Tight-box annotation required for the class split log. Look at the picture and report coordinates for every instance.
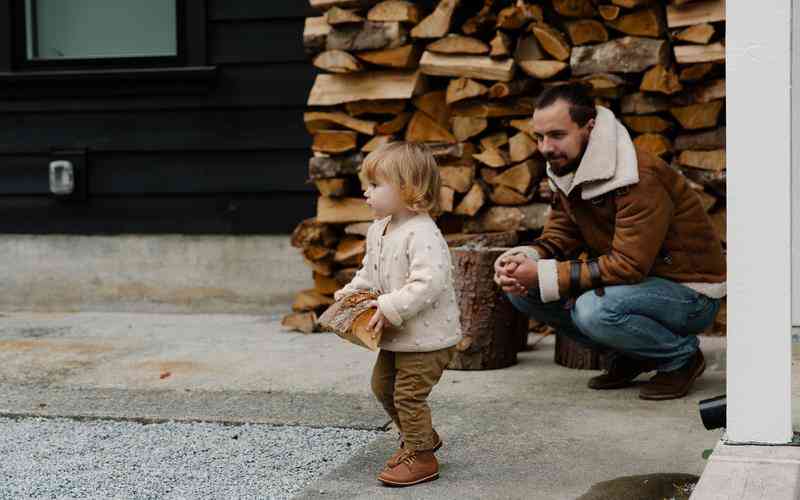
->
[553,0,596,18]
[405,111,457,143]
[305,112,377,135]
[463,203,550,232]
[678,149,725,171]
[304,244,332,262]
[531,23,572,62]
[606,8,663,38]
[674,42,725,64]
[307,70,426,106]
[334,237,367,265]
[633,133,672,157]
[515,33,544,63]
[598,5,621,21]
[566,20,609,46]
[362,135,395,152]
[355,44,422,68]
[315,273,342,295]
[317,196,375,223]
[621,92,670,114]
[488,79,535,99]
[554,333,608,370]
[679,166,725,196]
[509,118,537,137]
[490,185,535,205]
[440,166,475,193]
[674,127,725,151]
[622,115,674,134]
[282,312,318,334]
[411,0,460,38]
[688,78,725,103]
[509,132,538,162]
[480,132,508,151]
[446,78,489,105]
[376,111,414,135]
[640,64,683,95]
[439,186,456,212]
[679,62,715,81]
[462,2,497,36]
[486,159,540,193]
[674,23,715,44]
[670,100,723,129]
[412,90,450,126]
[496,2,543,29]
[451,97,536,118]
[304,17,333,54]
[474,147,510,168]
[453,183,486,216]
[420,51,516,82]
[315,178,352,197]
[326,7,364,25]
[291,218,338,249]
[327,21,407,51]
[452,116,488,141]
[367,0,422,24]
[344,222,371,237]
[610,0,650,7]
[345,99,405,116]
[305,258,335,277]
[666,0,725,28]
[570,36,669,75]
[427,34,490,55]
[490,31,513,59]
[447,247,529,370]
[292,289,335,313]
[309,153,364,180]
[520,60,568,79]
[334,267,359,285]
[312,130,358,154]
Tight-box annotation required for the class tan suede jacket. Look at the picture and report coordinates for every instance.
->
[499,106,726,303]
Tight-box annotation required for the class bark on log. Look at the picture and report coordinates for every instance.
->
[554,333,609,370]
[448,247,529,370]
[570,36,669,76]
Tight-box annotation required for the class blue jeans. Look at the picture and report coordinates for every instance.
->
[508,277,721,372]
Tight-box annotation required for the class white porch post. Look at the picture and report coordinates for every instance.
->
[727,0,794,443]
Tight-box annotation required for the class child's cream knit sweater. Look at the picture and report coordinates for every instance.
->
[334,213,463,352]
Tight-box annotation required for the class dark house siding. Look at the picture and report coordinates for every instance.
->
[0,0,317,234]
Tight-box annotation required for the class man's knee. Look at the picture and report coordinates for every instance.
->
[572,293,624,344]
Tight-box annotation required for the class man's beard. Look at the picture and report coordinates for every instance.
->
[545,133,590,177]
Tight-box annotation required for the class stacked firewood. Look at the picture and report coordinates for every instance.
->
[283,0,726,335]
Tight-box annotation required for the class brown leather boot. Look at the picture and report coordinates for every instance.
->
[378,449,439,487]
[384,431,442,470]
[588,356,655,390]
[639,350,706,401]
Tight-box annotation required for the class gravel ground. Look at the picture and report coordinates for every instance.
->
[0,416,381,500]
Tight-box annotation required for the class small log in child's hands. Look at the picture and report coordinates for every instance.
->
[366,300,385,337]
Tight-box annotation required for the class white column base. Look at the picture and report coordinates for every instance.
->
[691,439,800,499]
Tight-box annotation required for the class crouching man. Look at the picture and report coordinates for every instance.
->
[496,83,726,400]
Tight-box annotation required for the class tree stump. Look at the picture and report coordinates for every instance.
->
[448,246,528,370]
[554,332,609,370]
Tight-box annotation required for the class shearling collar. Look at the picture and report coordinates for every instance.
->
[546,106,639,200]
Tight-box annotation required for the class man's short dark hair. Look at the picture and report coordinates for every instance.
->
[535,83,597,127]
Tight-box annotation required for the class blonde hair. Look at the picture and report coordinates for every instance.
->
[361,141,441,213]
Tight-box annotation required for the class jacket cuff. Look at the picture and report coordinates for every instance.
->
[537,259,561,303]
[378,294,404,327]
